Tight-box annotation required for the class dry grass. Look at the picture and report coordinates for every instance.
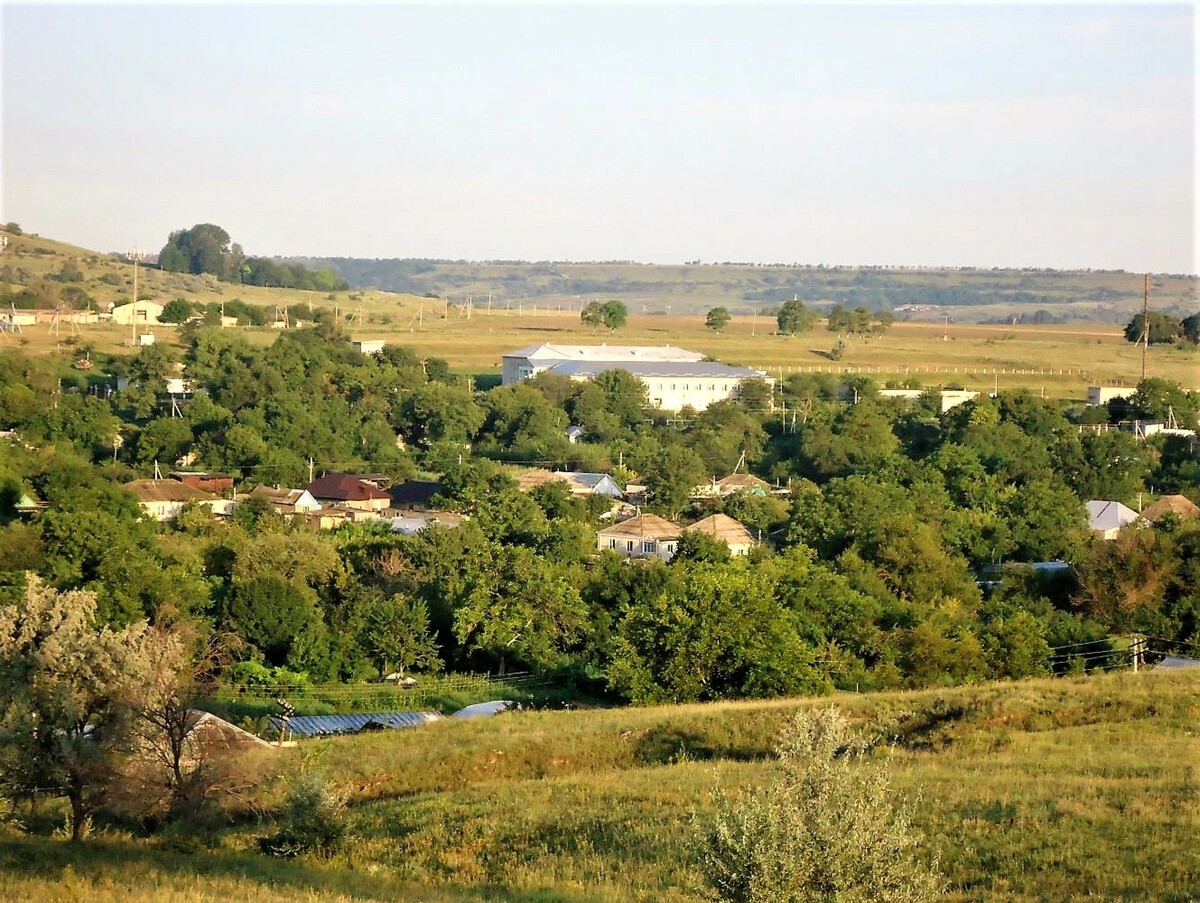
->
[3,670,1194,901]
[5,230,1196,396]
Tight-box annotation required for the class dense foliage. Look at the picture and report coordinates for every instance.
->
[1,327,1198,707]
[159,224,347,292]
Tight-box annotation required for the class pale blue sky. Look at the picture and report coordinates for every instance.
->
[2,4,1195,272]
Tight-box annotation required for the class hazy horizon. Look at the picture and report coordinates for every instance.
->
[3,4,1195,274]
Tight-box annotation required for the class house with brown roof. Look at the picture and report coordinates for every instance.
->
[596,513,682,561]
[124,479,232,522]
[306,474,392,512]
[1139,494,1200,525]
[684,513,758,556]
[170,471,235,494]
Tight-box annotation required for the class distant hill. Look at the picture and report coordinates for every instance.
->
[292,256,1199,324]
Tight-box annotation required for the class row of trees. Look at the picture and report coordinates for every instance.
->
[1124,311,1200,346]
[159,224,347,291]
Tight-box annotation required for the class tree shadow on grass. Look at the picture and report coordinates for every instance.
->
[0,835,594,903]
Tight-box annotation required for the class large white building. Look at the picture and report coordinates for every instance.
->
[502,343,705,385]
[502,343,769,412]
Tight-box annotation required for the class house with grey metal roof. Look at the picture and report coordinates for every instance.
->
[1085,499,1139,540]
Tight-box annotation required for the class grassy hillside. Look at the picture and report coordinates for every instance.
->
[297,256,1199,324]
[3,669,1198,901]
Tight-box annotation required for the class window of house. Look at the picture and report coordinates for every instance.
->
[642,541,656,554]
[627,540,635,552]
[609,538,617,549]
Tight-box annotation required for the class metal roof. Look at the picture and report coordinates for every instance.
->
[547,360,766,379]
[271,711,441,738]
[451,700,516,719]
[504,343,705,363]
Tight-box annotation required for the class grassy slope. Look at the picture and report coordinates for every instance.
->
[4,231,1197,396]
[3,670,1198,901]
[297,257,1200,322]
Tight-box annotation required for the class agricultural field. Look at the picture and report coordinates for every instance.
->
[4,229,1197,398]
[2,669,1197,902]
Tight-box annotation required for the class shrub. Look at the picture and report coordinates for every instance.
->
[258,775,348,858]
[697,707,941,903]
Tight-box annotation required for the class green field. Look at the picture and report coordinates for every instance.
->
[3,669,1198,902]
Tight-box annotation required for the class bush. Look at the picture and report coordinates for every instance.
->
[258,775,348,858]
[697,707,941,903]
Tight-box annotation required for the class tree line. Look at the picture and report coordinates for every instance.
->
[159,224,348,292]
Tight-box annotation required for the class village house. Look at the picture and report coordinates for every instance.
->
[306,474,392,512]
[170,471,235,494]
[516,470,625,498]
[1085,499,1139,540]
[684,513,758,556]
[387,480,446,511]
[233,485,322,517]
[1138,494,1200,526]
[692,472,772,498]
[123,479,232,521]
[596,513,681,561]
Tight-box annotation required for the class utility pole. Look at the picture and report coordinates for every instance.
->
[127,248,144,346]
[308,456,315,484]
[1141,274,1150,380]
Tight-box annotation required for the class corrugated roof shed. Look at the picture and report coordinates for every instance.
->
[272,711,441,738]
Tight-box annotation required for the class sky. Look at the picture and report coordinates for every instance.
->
[1,3,1195,273]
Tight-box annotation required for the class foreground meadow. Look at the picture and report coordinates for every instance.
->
[4,670,1197,902]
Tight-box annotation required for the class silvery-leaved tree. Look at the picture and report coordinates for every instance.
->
[699,706,942,903]
[0,576,152,839]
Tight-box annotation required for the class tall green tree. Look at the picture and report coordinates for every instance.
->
[776,299,814,335]
[706,307,731,332]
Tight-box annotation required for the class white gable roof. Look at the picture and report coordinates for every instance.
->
[1085,500,1139,532]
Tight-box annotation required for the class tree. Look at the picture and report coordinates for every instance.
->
[119,628,242,819]
[698,707,941,903]
[777,299,814,335]
[159,297,194,324]
[1181,313,1200,344]
[600,299,628,331]
[362,593,442,679]
[0,577,151,840]
[581,301,605,331]
[706,307,731,332]
[609,562,821,703]
[1123,312,1181,345]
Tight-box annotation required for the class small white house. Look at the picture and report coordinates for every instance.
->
[353,339,386,355]
[1085,499,1139,540]
[112,300,164,326]
[1088,386,1132,407]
